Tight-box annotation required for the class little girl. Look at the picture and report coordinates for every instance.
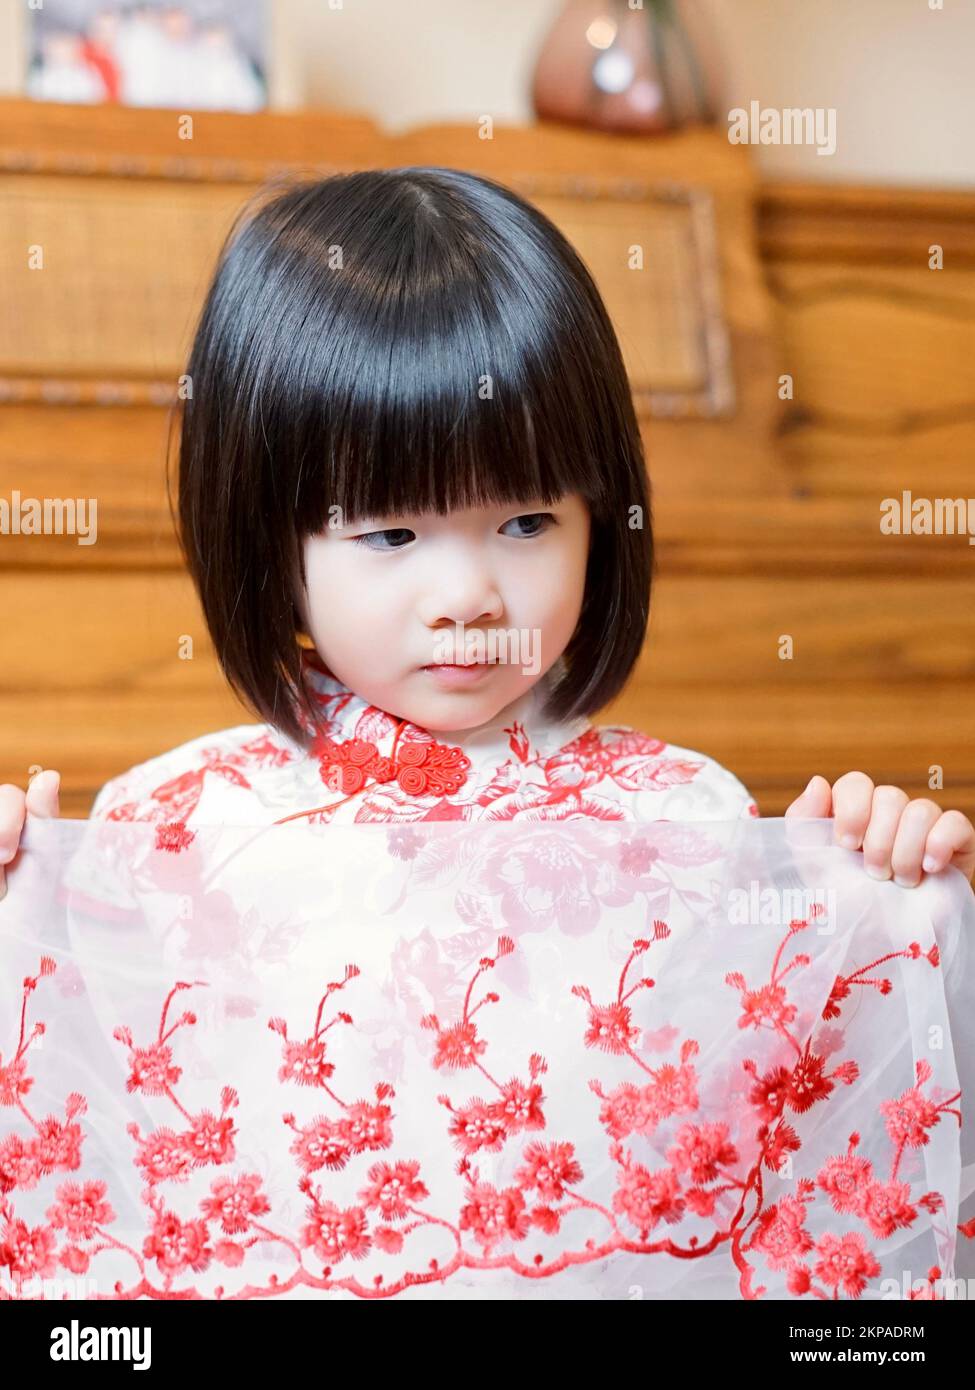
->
[1,167,973,891]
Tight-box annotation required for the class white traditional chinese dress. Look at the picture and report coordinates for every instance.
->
[90,648,759,829]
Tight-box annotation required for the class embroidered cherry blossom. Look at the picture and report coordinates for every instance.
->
[46,1180,116,1239]
[812,1230,881,1298]
[154,821,196,854]
[199,1174,271,1234]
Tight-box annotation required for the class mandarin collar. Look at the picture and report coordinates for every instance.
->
[294,649,590,766]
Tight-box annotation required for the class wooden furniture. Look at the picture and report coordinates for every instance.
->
[1,97,972,818]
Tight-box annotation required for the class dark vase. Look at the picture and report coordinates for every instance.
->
[531,0,723,136]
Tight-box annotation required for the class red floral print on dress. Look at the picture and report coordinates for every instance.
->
[103,735,295,826]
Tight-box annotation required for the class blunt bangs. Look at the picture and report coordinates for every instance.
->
[176,166,653,747]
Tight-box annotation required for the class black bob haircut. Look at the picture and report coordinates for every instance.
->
[174,165,653,747]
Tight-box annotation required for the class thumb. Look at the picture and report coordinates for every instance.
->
[785,774,833,819]
[25,768,60,818]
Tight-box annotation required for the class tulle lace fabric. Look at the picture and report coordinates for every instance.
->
[2,815,973,1301]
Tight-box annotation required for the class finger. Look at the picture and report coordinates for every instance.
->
[920,809,975,884]
[25,768,60,819]
[861,785,910,879]
[784,774,833,819]
[0,783,27,864]
[830,771,875,849]
[890,799,944,888]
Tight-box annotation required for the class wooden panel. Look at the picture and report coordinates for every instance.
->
[0,98,389,173]
[0,175,248,377]
[0,570,250,811]
[0,404,175,568]
[1,571,229,696]
[747,181,975,819]
[766,265,975,427]
[758,183,975,267]
[0,179,737,420]
[528,186,733,414]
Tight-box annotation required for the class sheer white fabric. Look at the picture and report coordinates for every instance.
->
[2,816,973,1301]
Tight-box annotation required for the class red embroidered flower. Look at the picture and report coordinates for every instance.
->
[858,1180,917,1239]
[599,1082,649,1141]
[459,1182,531,1251]
[514,1141,584,1201]
[0,1134,42,1193]
[0,1056,32,1106]
[748,1064,793,1122]
[340,1100,394,1154]
[287,1116,353,1174]
[813,1230,881,1298]
[0,1217,58,1279]
[787,1051,835,1113]
[750,1195,814,1271]
[46,1179,116,1238]
[666,1122,739,1185]
[357,1159,429,1219]
[131,1126,193,1185]
[31,1116,82,1174]
[643,1062,699,1123]
[200,1174,271,1234]
[612,1162,685,1233]
[125,1042,181,1097]
[447,1100,508,1155]
[738,982,797,1032]
[278,1038,334,1088]
[155,821,196,854]
[764,1122,801,1174]
[301,1200,371,1264]
[816,1152,874,1214]
[432,1020,487,1071]
[584,1001,641,1055]
[880,1086,942,1148]
[490,1079,546,1135]
[182,1110,236,1167]
[143,1208,212,1276]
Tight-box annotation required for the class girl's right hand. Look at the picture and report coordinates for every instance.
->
[0,769,61,902]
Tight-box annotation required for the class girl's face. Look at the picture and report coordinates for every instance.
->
[299,492,591,733]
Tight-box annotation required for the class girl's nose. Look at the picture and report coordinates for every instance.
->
[420,578,504,630]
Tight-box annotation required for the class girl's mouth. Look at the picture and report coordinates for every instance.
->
[422,663,494,687]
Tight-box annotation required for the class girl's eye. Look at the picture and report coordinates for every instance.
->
[352,528,415,552]
[501,512,555,539]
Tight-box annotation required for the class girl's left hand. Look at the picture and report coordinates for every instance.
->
[785,772,975,887]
